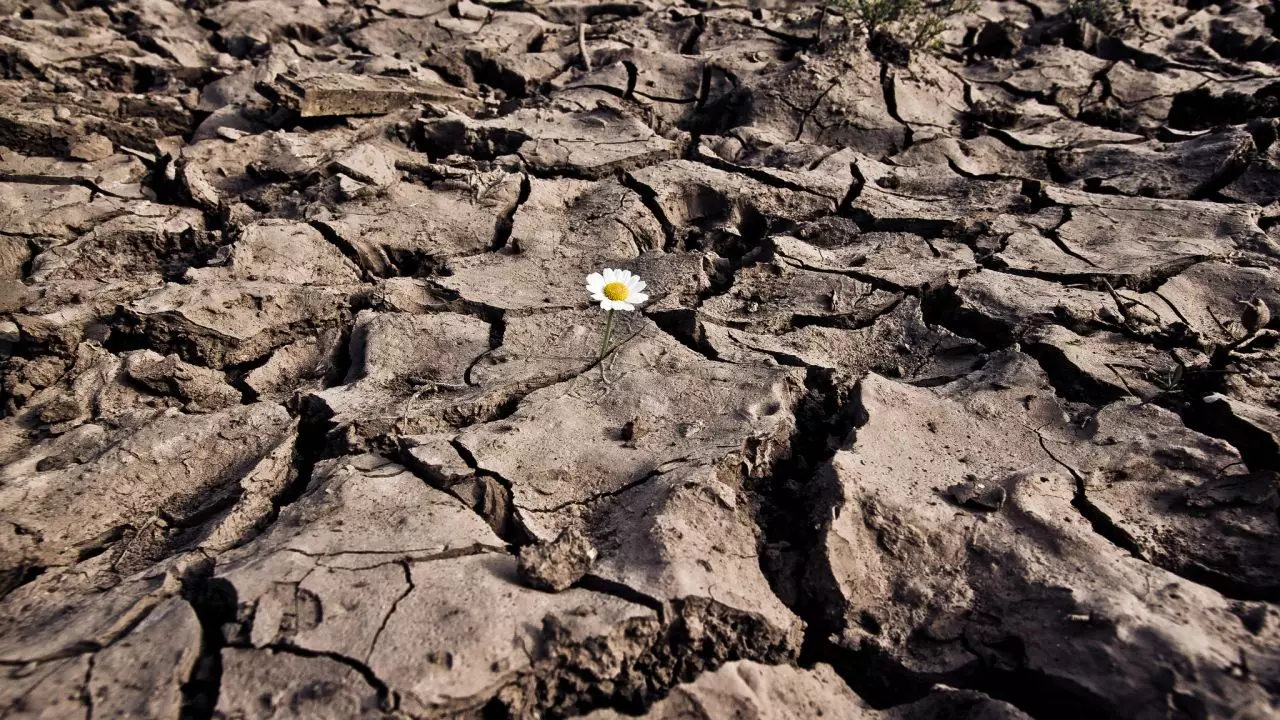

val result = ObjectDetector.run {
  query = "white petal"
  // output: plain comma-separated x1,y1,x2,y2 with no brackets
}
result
602,268,618,283
630,292,648,304
630,279,647,292
615,301,635,311
586,272,604,289
617,269,633,282
591,291,606,302
599,299,613,310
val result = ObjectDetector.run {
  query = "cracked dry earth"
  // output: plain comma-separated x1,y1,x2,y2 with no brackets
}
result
3,0,1280,718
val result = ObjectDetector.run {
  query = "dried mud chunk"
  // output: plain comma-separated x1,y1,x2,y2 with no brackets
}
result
66,133,113,162
216,647,387,720
517,109,679,178
216,456,654,715
0,654,90,719
264,71,480,118
998,189,1257,288
982,45,1109,110
947,270,1179,345
702,296,983,383
457,323,805,517
894,136,1050,180
27,203,210,284
458,325,806,644
114,220,361,370
382,555,654,716
86,596,201,717
1223,145,1280,205
400,432,474,487
434,177,663,311
0,81,194,154
1062,400,1280,599
1099,64,1211,133
303,311,491,446
573,49,702,103
348,311,488,386
330,141,400,188
1149,261,1280,345
220,455,503,565
204,0,359,57
1197,394,1280,471
0,234,27,284
196,427,298,554
700,261,901,334
179,127,358,209
885,58,970,140
2,344,134,443
738,51,906,156
0,181,128,242
187,220,361,286
243,330,344,401
419,106,677,178
346,16,454,58
994,117,1146,150
123,350,241,412
560,50,705,127
1055,127,1257,199
0,402,292,574
773,233,977,291
122,282,358,368
627,159,835,252
0,150,146,196
14,279,159,357
809,352,1280,719
577,463,805,646
465,308,603,390
849,156,1027,232
0,594,199,720
583,661,1032,719
1022,325,1178,403
518,526,598,592
314,169,524,278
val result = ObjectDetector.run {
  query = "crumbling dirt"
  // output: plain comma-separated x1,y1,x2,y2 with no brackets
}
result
1,0,1279,718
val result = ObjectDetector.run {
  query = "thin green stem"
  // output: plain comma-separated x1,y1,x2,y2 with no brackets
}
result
598,308,616,379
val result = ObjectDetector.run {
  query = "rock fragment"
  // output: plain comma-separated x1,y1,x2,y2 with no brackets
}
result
518,526,598,592
946,478,1007,511
261,72,480,118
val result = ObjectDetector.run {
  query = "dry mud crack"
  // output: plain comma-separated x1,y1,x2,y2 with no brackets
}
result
2,0,1280,718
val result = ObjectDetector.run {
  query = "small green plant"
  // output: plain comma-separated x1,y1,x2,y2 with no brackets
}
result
827,0,978,52
1065,0,1132,37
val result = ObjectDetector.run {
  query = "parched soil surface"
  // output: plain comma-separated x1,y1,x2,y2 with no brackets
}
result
2,0,1280,717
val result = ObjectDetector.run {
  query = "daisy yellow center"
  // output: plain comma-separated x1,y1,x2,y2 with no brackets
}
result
603,281,629,301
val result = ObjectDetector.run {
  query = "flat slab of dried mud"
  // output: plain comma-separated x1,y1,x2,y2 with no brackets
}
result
1,0,1279,718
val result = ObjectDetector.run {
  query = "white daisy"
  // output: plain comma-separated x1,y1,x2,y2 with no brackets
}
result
586,268,649,311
